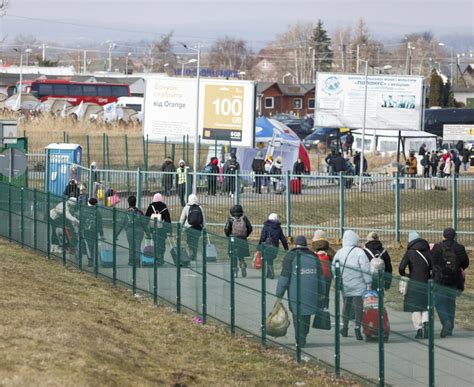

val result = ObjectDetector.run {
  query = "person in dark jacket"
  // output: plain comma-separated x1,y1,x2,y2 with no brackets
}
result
223,154,240,197
418,144,427,157
422,152,431,178
145,193,172,265
451,150,461,177
455,140,464,153
161,156,175,196
461,148,470,172
363,232,393,290
431,228,469,337
205,157,219,196
292,157,306,180
252,151,265,194
430,152,439,177
276,235,324,347
63,179,80,198
330,152,347,174
224,205,252,278
258,213,289,279
311,230,336,310
353,151,368,176
270,156,283,191
116,196,151,266
81,198,105,267
399,231,433,339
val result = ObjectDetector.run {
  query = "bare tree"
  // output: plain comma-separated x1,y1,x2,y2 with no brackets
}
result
141,31,176,73
349,18,382,72
331,27,352,72
208,36,255,73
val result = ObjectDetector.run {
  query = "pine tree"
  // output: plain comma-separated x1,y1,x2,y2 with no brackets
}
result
442,79,456,107
428,69,444,107
310,19,333,72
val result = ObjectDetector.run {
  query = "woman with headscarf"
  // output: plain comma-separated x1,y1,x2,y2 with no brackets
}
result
145,193,172,265
180,194,206,261
399,231,433,339
311,230,336,310
258,213,289,279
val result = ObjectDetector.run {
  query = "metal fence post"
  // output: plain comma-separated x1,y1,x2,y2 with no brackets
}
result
106,134,111,170
202,228,207,324
125,135,130,191
395,172,401,243
62,197,66,264
286,171,292,237
164,136,167,158
235,170,240,205
45,148,51,193
20,187,24,247
377,270,385,387
78,204,83,271
296,250,302,363
86,135,90,167
176,223,182,313
136,168,142,210
261,244,267,347
230,239,236,335
334,260,341,377
112,207,117,286
8,183,12,242
47,191,51,258
428,279,435,387
131,213,137,295
452,174,458,231
153,219,158,304
338,173,345,242
182,135,186,163
88,167,93,200
94,205,99,277
33,189,37,250
102,133,106,170
171,143,175,163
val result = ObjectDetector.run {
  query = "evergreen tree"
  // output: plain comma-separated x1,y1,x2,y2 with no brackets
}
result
442,79,456,107
310,19,333,72
428,69,444,107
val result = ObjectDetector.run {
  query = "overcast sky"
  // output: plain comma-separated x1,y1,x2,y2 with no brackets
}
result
4,0,473,48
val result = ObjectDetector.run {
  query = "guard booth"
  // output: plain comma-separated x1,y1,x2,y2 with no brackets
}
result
0,120,28,187
45,143,82,196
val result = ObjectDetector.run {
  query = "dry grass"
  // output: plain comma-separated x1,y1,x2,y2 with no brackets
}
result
0,240,355,387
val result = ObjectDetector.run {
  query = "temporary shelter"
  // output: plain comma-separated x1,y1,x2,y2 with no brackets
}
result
236,116,311,172
2,93,39,111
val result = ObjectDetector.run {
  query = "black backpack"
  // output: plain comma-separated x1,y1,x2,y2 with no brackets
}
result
436,245,459,284
187,204,203,230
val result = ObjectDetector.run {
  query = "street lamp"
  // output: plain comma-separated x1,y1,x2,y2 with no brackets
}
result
125,52,131,75
181,42,201,195
358,60,369,191
24,48,31,66
13,48,24,103
107,41,116,72
177,58,197,78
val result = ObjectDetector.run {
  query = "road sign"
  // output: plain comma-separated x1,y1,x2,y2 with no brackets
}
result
0,148,27,180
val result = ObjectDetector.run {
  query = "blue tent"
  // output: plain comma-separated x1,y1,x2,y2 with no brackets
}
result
255,116,300,145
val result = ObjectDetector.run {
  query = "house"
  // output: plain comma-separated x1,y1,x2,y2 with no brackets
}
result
257,82,315,117
252,48,295,82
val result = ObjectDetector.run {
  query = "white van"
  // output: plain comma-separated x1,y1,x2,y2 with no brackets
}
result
117,96,143,113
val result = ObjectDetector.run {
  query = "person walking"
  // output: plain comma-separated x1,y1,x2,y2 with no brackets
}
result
311,230,336,310
353,151,368,176
205,157,219,196
345,131,354,156
461,147,470,172
49,197,79,254
332,230,372,340
451,150,461,177
363,232,393,290
292,157,306,179
176,160,189,207
270,156,283,192
406,151,418,189
430,152,439,177
161,155,175,196
258,213,289,279
421,152,431,178
116,196,151,267
180,194,205,261
399,231,432,339
276,235,323,347
431,228,469,337
252,151,266,194
145,193,172,265
224,204,252,277
418,144,427,157
81,198,105,267
223,154,240,197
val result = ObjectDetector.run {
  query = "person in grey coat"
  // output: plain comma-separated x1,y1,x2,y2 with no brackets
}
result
332,230,372,340
276,235,323,347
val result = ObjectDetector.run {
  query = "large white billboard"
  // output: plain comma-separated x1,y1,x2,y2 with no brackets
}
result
443,124,474,141
143,77,256,147
315,73,424,131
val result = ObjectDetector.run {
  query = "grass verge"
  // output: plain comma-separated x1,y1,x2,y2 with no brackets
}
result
0,240,354,386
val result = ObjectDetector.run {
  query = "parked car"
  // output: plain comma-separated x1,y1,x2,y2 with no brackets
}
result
303,127,348,149
283,119,314,139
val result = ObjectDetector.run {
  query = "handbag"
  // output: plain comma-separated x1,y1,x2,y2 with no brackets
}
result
266,299,291,337
97,188,104,200
399,277,409,295
313,308,331,330
253,250,263,270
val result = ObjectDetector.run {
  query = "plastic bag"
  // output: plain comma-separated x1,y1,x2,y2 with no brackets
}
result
266,300,290,337
399,277,409,295
253,250,262,270
97,188,104,200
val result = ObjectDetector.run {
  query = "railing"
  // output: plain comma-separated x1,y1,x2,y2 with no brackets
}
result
0,181,472,386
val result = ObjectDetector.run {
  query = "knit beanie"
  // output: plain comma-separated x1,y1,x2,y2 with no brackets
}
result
408,231,420,243
312,230,326,241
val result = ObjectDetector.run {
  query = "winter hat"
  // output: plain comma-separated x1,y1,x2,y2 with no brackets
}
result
88,198,98,206
408,231,420,243
366,232,379,242
188,194,198,205
153,193,164,203
268,213,278,221
443,227,456,240
179,159,185,166
294,235,307,247
212,158,219,165
128,195,137,207
312,230,326,241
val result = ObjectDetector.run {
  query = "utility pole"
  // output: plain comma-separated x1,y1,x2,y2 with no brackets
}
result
294,49,298,83
312,47,316,83
42,43,46,62
83,50,87,74
342,44,346,72
356,44,360,73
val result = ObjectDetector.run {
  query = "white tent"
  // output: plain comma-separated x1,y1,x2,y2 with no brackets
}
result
352,129,438,156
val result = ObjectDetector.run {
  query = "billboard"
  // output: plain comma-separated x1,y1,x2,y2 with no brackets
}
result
143,77,256,147
315,73,424,131
443,124,474,141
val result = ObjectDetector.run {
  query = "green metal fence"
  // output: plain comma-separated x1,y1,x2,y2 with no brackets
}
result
1,180,473,386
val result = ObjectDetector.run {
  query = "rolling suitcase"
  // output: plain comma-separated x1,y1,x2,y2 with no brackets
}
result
362,290,390,341
169,237,191,267
140,242,155,268
290,178,301,194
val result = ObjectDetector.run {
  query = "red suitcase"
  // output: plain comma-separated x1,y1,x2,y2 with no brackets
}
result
290,179,301,194
362,307,390,342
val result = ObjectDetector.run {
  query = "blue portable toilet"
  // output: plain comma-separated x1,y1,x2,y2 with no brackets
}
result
45,143,82,196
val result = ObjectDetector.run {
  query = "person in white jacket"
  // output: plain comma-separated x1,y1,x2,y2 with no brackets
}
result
179,194,206,260
49,197,79,253
332,230,372,340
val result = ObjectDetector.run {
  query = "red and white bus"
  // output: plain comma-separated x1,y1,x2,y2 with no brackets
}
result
16,79,130,106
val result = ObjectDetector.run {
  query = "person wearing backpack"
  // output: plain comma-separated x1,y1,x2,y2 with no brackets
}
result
258,213,289,279
421,152,431,178
145,193,172,265
311,230,335,310
332,230,372,341
116,196,151,267
431,228,469,337
224,204,253,277
364,232,393,291
180,194,206,261
82,198,105,267
399,231,433,339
